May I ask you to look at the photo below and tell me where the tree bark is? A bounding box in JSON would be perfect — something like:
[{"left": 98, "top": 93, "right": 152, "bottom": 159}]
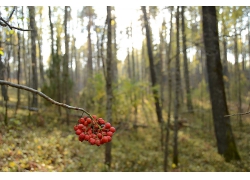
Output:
[
  {"left": 141, "top": 6, "right": 163, "bottom": 124},
  {"left": 64, "top": 6, "right": 70, "bottom": 125},
  {"left": 202, "top": 6, "right": 240, "bottom": 162},
  {"left": 164, "top": 6, "right": 174, "bottom": 172},
  {"left": 181, "top": 6, "right": 193, "bottom": 113},
  {"left": 28, "top": 6, "right": 38, "bottom": 108},
  {"left": 173, "top": 6, "right": 180, "bottom": 167},
  {"left": 105, "top": 6, "right": 113, "bottom": 169},
  {"left": 87, "top": 6, "right": 93, "bottom": 77}
]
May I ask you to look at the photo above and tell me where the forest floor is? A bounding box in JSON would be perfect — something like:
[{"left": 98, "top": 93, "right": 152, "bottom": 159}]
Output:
[{"left": 0, "top": 89, "right": 250, "bottom": 172}]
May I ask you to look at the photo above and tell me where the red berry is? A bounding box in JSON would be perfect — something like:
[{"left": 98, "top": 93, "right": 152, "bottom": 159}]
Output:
[
  {"left": 74, "top": 125, "right": 78, "bottom": 131},
  {"left": 105, "top": 123, "right": 111, "bottom": 129},
  {"left": 101, "top": 136, "right": 108, "bottom": 143},
  {"left": 110, "top": 127, "right": 116, "bottom": 133},
  {"left": 84, "top": 121, "right": 88, "bottom": 126},
  {"left": 79, "top": 118, "right": 85, "bottom": 124},
  {"left": 84, "top": 135, "right": 90, "bottom": 141},
  {"left": 107, "top": 136, "right": 112, "bottom": 142},
  {"left": 79, "top": 133, "right": 85, "bottom": 140},
  {"left": 76, "top": 129, "right": 82, "bottom": 135},
  {"left": 86, "top": 118, "right": 91, "bottom": 124},
  {"left": 78, "top": 124, "right": 84, "bottom": 129},
  {"left": 89, "top": 138, "right": 96, "bottom": 145},
  {"left": 91, "top": 134, "right": 96, "bottom": 138},
  {"left": 97, "top": 133, "right": 102, "bottom": 139},
  {"left": 107, "top": 131, "right": 113, "bottom": 137},
  {"left": 96, "top": 139, "right": 101, "bottom": 146},
  {"left": 79, "top": 136, "right": 84, "bottom": 142},
  {"left": 92, "top": 115, "right": 97, "bottom": 119}
]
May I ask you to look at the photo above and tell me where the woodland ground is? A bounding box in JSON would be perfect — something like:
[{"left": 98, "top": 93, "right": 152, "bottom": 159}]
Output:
[{"left": 0, "top": 88, "right": 250, "bottom": 172}]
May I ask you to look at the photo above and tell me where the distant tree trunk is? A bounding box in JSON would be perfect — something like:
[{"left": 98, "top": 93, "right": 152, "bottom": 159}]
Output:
[
  {"left": 15, "top": 31, "right": 21, "bottom": 114},
  {"left": 49, "top": 6, "right": 61, "bottom": 115},
  {"left": 221, "top": 12, "right": 230, "bottom": 101},
  {"left": 234, "top": 24, "right": 242, "bottom": 127},
  {"left": 112, "top": 12, "right": 118, "bottom": 83},
  {"left": 37, "top": 12, "right": 45, "bottom": 86},
  {"left": 87, "top": 6, "right": 93, "bottom": 77},
  {"left": 181, "top": 6, "right": 193, "bottom": 113},
  {"left": 202, "top": 6, "right": 241, "bottom": 162},
  {"left": 21, "top": 7, "right": 28, "bottom": 84},
  {"left": 105, "top": 6, "right": 113, "bottom": 169},
  {"left": 141, "top": 6, "right": 163, "bottom": 124},
  {"left": 142, "top": 6, "right": 164, "bottom": 151},
  {"left": 164, "top": 6, "right": 174, "bottom": 172},
  {"left": 28, "top": 6, "right": 38, "bottom": 108},
  {"left": 64, "top": 6, "right": 70, "bottom": 125},
  {"left": 96, "top": 31, "right": 101, "bottom": 71},
  {"left": 126, "top": 27, "right": 132, "bottom": 79},
  {"left": 173, "top": 6, "right": 180, "bottom": 168}
]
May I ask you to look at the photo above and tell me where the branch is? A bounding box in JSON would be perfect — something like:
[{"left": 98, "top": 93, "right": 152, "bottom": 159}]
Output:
[
  {"left": 0, "top": 80, "right": 93, "bottom": 118},
  {"left": 7, "top": 6, "right": 16, "bottom": 22},
  {"left": 224, "top": 111, "right": 250, "bottom": 117},
  {"left": 0, "top": 17, "right": 33, "bottom": 32}
]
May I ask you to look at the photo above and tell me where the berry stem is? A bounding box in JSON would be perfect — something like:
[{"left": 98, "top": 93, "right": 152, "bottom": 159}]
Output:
[{"left": 0, "top": 80, "right": 92, "bottom": 117}]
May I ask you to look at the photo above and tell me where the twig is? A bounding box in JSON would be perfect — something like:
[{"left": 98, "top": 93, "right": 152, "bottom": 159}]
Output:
[
  {"left": 0, "top": 80, "right": 93, "bottom": 118},
  {"left": 224, "top": 111, "right": 250, "bottom": 117},
  {"left": 0, "top": 16, "right": 33, "bottom": 32},
  {"left": 7, "top": 6, "right": 16, "bottom": 22}
]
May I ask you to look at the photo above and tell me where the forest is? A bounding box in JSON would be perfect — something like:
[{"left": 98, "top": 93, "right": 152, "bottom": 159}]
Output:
[{"left": 0, "top": 6, "right": 250, "bottom": 172}]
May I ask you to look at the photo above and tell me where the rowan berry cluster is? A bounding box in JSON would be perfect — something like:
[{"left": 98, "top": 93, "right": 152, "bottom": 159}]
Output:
[{"left": 74, "top": 115, "right": 116, "bottom": 146}]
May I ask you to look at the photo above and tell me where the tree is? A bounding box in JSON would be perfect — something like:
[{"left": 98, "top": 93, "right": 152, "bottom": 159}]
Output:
[
  {"left": 64, "top": 6, "right": 71, "bottom": 125},
  {"left": 141, "top": 6, "right": 163, "bottom": 125},
  {"left": 164, "top": 6, "right": 174, "bottom": 172},
  {"left": 181, "top": 6, "right": 193, "bottom": 113},
  {"left": 202, "top": 6, "right": 241, "bottom": 162},
  {"left": 28, "top": 6, "right": 38, "bottom": 108},
  {"left": 173, "top": 6, "right": 181, "bottom": 168},
  {"left": 104, "top": 6, "right": 113, "bottom": 169}
]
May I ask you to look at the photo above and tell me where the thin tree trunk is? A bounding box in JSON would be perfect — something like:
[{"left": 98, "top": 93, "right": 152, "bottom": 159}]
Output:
[
  {"left": 181, "top": 6, "right": 193, "bottom": 113},
  {"left": 164, "top": 6, "right": 174, "bottom": 172},
  {"left": 87, "top": 6, "right": 93, "bottom": 77},
  {"left": 28, "top": 6, "right": 38, "bottom": 108},
  {"left": 141, "top": 6, "right": 163, "bottom": 124},
  {"left": 15, "top": 31, "right": 21, "bottom": 115},
  {"left": 173, "top": 6, "right": 180, "bottom": 167},
  {"left": 64, "top": 6, "right": 70, "bottom": 125},
  {"left": 202, "top": 6, "right": 241, "bottom": 162},
  {"left": 105, "top": 6, "right": 113, "bottom": 169}
]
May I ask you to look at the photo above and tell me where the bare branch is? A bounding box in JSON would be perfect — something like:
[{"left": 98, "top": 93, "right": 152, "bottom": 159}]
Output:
[
  {"left": 0, "top": 17, "right": 12, "bottom": 29},
  {"left": 224, "top": 111, "right": 250, "bottom": 117},
  {"left": 0, "top": 15, "right": 33, "bottom": 32},
  {"left": 0, "top": 80, "right": 93, "bottom": 118},
  {"left": 7, "top": 6, "right": 16, "bottom": 22}
]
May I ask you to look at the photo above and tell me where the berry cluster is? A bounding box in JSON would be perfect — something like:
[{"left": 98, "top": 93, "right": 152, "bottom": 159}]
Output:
[{"left": 74, "top": 115, "right": 116, "bottom": 146}]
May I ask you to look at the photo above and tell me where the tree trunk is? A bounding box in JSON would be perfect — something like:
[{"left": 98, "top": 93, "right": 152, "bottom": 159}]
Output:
[
  {"left": 15, "top": 31, "right": 21, "bottom": 114},
  {"left": 141, "top": 6, "right": 163, "bottom": 124},
  {"left": 173, "top": 6, "right": 181, "bottom": 168},
  {"left": 37, "top": 11, "right": 45, "bottom": 86},
  {"left": 28, "top": 6, "right": 38, "bottom": 108},
  {"left": 202, "top": 6, "right": 241, "bottom": 162},
  {"left": 64, "top": 6, "right": 70, "bottom": 125},
  {"left": 164, "top": 6, "right": 174, "bottom": 172},
  {"left": 181, "top": 6, "right": 193, "bottom": 113},
  {"left": 105, "top": 6, "right": 113, "bottom": 169},
  {"left": 87, "top": 6, "right": 93, "bottom": 77}
]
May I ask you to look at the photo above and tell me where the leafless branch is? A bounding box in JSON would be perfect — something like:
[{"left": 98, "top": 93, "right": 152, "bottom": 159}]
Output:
[
  {"left": 224, "top": 111, "right": 250, "bottom": 117},
  {"left": 7, "top": 6, "right": 16, "bottom": 22},
  {"left": 0, "top": 80, "right": 93, "bottom": 118}
]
